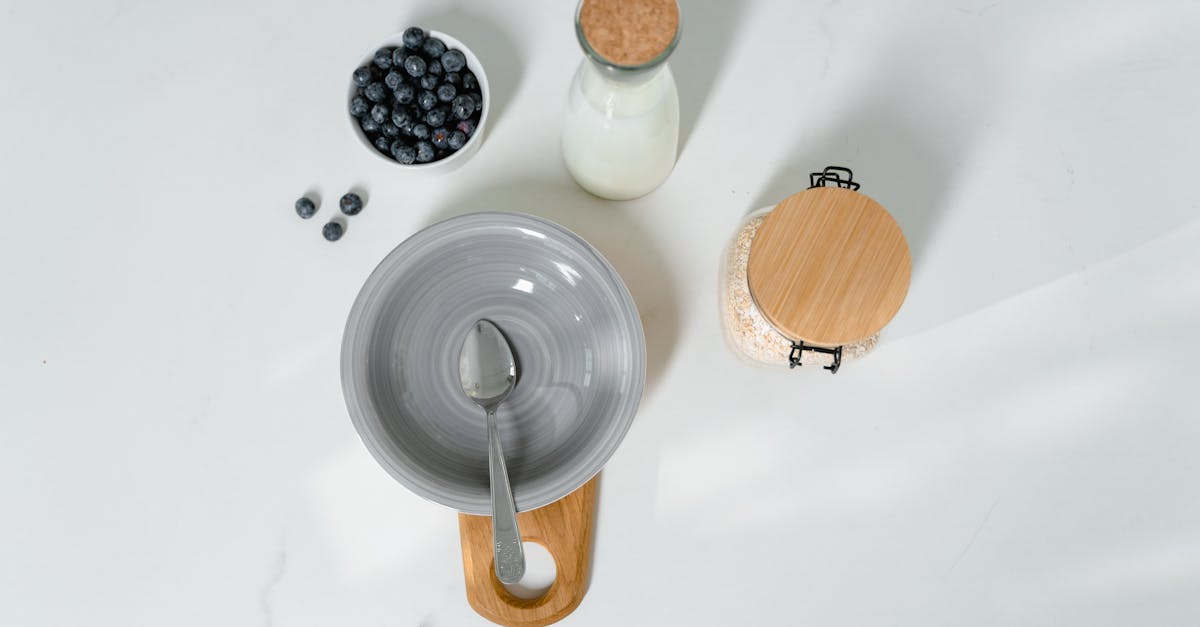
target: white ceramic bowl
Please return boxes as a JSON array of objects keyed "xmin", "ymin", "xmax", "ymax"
[{"xmin": 348, "ymin": 30, "xmax": 490, "ymax": 172}]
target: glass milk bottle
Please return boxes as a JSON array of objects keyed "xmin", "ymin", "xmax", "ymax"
[{"xmin": 562, "ymin": 0, "xmax": 681, "ymax": 200}]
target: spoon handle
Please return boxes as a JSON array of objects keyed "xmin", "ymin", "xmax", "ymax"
[{"xmin": 488, "ymin": 408, "xmax": 525, "ymax": 584}]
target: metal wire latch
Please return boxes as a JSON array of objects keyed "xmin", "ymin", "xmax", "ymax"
[
  {"xmin": 789, "ymin": 341, "xmax": 842, "ymax": 374},
  {"xmin": 809, "ymin": 166, "xmax": 860, "ymax": 191}
]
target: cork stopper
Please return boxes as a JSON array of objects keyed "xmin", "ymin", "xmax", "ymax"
[
  {"xmin": 746, "ymin": 187, "xmax": 912, "ymax": 347},
  {"xmin": 579, "ymin": 0, "xmax": 680, "ymax": 67}
]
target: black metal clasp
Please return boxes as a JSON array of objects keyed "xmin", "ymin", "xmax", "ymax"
[
  {"xmin": 809, "ymin": 166, "xmax": 860, "ymax": 191},
  {"xmin": 788, "ymin": 341, "xmax": 842, "ymax": 374}
]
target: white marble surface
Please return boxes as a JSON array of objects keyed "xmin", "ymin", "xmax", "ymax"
[{"xmin": 3, "ymin": 0, "xmax": 1199, "ymax": 625}]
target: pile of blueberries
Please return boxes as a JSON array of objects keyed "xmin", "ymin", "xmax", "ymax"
[{"xmin": 350, "ymin": 27, "xmax": 484, "ymax": 165}]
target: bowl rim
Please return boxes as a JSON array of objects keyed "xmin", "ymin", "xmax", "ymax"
[
  {"xmin": 348, "ymin": 29, "xmax": 490, "ymax": 170},
  {"xmin": 340, "ymin": 211, "xmax": 647, "ymax": 513}
]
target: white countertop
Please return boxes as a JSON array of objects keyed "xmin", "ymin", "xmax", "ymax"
[{"xmin": 3, "ymin": 0, "xmax": 1199, "ymax": 625}]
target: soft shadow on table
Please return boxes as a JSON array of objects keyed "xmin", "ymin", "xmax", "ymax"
[
  {"xmin": 673, "ymin": 0, "xmax": 754, "ymax": 156},
  {"xmin": 406, "ymin": 8, "xmax": 523, "ymax": 133},
  {"xmin": 426, "ymin": 179, "xmax": 681, "ymax": 400},
  {"xmin": 751, "ymin": 79, "xmax": 988, "ymax": 277}
]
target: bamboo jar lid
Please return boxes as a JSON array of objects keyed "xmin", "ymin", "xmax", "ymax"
[{"xmin": 746, "ymin": 186, "xmax": 912, "ymax": 347}]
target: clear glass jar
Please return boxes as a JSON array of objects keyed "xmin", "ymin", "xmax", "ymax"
[
  {"xmin": 561, "ymin": 0, "xmax": 681, "ymax": 200},
  {"xmin": 719, "ymin": 167, "xmax": 910, "ymax": 373}
]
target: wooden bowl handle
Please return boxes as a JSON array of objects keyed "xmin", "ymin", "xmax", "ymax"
[{"xmin": 458, "ymin": 476, "xmax": 598, "ymax": 627}]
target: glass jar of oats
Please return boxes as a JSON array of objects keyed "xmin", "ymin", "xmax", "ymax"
[{"xmin": 719, "ymin": 167, "xmax": 912, "ymax": 373}]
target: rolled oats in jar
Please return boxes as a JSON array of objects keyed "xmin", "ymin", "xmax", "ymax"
[{"xmin": 720, "ymin": 167, "xmax": 911, "ymax": 372}]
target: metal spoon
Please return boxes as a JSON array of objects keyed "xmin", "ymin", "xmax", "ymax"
[{"xmin": 459, "ymin": 319, "xmax": 525, "ymax": 584}]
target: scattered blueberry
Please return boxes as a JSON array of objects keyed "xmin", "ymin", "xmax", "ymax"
[
  {"xmin": 417, "ymin": 90, "xmax": 437, "ymax": 110},
  {"xmin": 360, "ymin": 116, "xmax": 381, "ymax": 133},
  {"xmin": 349, "ymin": 96, "xmax": 369, "ymax": 118},
  {"xmin": 393, "ymin": 83, "xmax": 415, "ymax": 105},
  {"xmin": 370, "ymin": 103, "xmax": 389, "ymax": 124},
  {"xmin": 403, "ymin": 55, "xmax": 426, "ymax": 78},
  {"xmin": 392, "ymin": 141, "xmax": 417, "ymax": 164},
  {"xmin": 374, "ymin": 135, "xmax": 392, "ymax": 153},
  {"xmin": 425, "ymin": 107, "xmax": 447, "ymax": 127},
  {"xmin": 411, "ymin": 123, "xmax": 430, "ymax": 140},
  {"xmin": 448, "ymin": 130, "xmax": 467, "ymax": 150},
  {"xmin": 431, "ymin": 127, "xmax": 450, "ymax": 149},
  {"xmin": 456, "ymin": 118, "xmax": 476, "ymax": 136},
  {"xmin": 381, "ymin": 122, "xmax": 400, "ymax": 137},
  {"xmin": 384, "ymin": 70, "xmax": 405, "ymax": 90},
  {"xmin": 402, "ymin": 27, "xmax": 425, "ymax": 50},
  {"xmin": 353, "ymin": 66, "xmax": 374, "ymax": 87},
  {"xmin": 295, "ymin": 196, "xmax": 317, "ymax": 219},
  {"xmin": 437, "ymin": 83, "xmax": 456, "ymax": 102},
  {"xmin": 422, "ymin": 37, "xmax": 446, "ymax": 59},
  {"xmin": 323, "ymin": 221, "xmax": 344, "ymax": 242},
  {"xmin": 364, "ymin": 82, "xmax": 388, "ymax": 102},
  {"xmin": 373, "ymin": 47, "xmax": 394, "ymax": 69},
  {"xmin": 441, "ymin": 49, "xmax": 466, "ymax": 73},
  {"xmin": 415, "ymin": 141, "xmax": 435, "ymax": 163},
  {"xmin": 339, "ymin": 192, "xmax": 364, "ymax": 216},
  {"xmin": 461, "ymin": 71, "xmax": 477, "ymax": 91},
  {"xmin": 420, "ymin": 73, "xmax": 438, "ymax": 90},
  {"xmin": 427, "ymin": 59, "xmax": 442, "ymax": 76}
]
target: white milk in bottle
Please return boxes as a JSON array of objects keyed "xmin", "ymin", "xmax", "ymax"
[{"xmin": 561, "ymin": 0, "xmax": 681, "ymax": 201}]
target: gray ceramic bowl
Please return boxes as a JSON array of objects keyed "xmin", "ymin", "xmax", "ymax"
[{"xmin": 341, "ymin": 212, "xmax": 645, "ymax": 514}]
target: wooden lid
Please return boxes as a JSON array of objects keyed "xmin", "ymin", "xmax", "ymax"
[
  {"xmin": 746, "ymin": 187, "xmax": 911, "ymax": 346},
  {"xmin": 579, "ymin": 0, "xmax": 680, "ymax": 66}
]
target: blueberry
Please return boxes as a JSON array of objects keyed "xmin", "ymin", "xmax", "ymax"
[
  {"xmin": 393, "ymin": 84, "xmax": 415, "ymax": 105},
  {"xmin": 353, "ymin": 66, "xmax": 374, "ymax": 87},
  {"xmin": 442, "ymin": 72, "xmax": 460, "ymax": 87},
  {"xmin": 391, "ymin": 140, "xmax": 417, "ymax": 164},
  {"xmin": 420, "ymin": 74, "xmax": 438, "ymax": 90},
  {"xmin": 349, "ymin": 96, "xmax": 369, "ymax": 118},
  {"xmin": 470, "ymin": 92, "xmax": 483, "ymax": 112},
  {"xmin": 431, "ymin": 127, "xmax": 450, "ymax": 149},
  {"xmin": 441, "ymin": 49, "xmax": 466, "ymax": 73},
  {"xmin": 411, "ymin": 123, "xmax": 430, "ymax": 140},
  {"xmin": 384, "ymin": 70, "xmax": 405, "ymax": 90},
  {"xmin": 381, "ymin": 122, "xmax": 400, "ymax": 137},
  {"xmin": 437, "ymin": 83, "xmax": 456, "ymax": 102},
  {"xmin": 364, "ymin": 82, "xmax": 387, "ymax": 102},
  {"xmin": 422, "ymin": 37, "xmax": 446, "ymax": 59},
  {"xmin": 461, "ymin": 71, "xmax": 477, "ymax": 91},
  {"xmin": 360, "ymin": 116, "xmax": 381, "ymax": 133},
  {"xmin": 373, "ymin": 47, "xmax": 394, "ymax": 69},
  {"xmin": 427, "ymin": 59, "xmax": 442, "ymax": 76},
  {"xmin": 456, "ymin": 118, "xmax": 476, "ymax": 136},
  {"xmin": 451, "ymin": 95, "xmax": 473, "ymax": 120},
  {"xmin": 415, "ymin": 141, "xmax": 436, "ymax": 163},
  {"xmin": 448, "ymin": 130, "xmax": 467, "ymax": 150},
  {"xmin": 339, "ymin": 192, "xmax": 363, "ymax": 216},
  {"xmin": 295, "ymin": 196, "xmax": 317, "ymax": 219},
  {"xmin": 403, "ymin": 55, "xmax": 426, "ymax": 78},
  {"xmin": 391, "ymin": 108, "xmax": 411, "ymax": 126},
  {"xmin": 370, "ymin": 103, "xmax": 389, "ymax": 124},
  {"xmin": 397, "ymin": 117, "xmax": 415, "ymax": 136},
  {"xmin": 374, "ymin": 135, "xmax": 392, "ymax": 153},
  {"xmin": 425, "ymin": 107, "xmax": 447, "ymax": 127},
  {"xmin": 323, "ymin": 221, "xmax": 344, "ymax": 242},
  {"xmin": 417, "ymin": 90, "xmax": 437, "ymax": 110},
  {"xmin": 402, "ymin": 27, "xmax": 425, "ymax": 50}
]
